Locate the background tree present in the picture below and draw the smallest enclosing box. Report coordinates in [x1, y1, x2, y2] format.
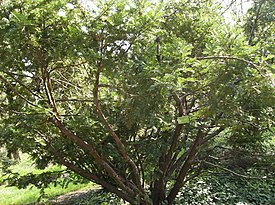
[244, 0, 274, 70]
[0, 0, 274, 204]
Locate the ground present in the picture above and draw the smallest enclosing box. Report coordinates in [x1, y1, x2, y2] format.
[49, 185, 101, 205]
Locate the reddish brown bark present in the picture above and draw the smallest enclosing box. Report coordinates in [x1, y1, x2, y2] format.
[40, 63, 137, 197]
[167, 130, 204, 204]
[49, 144, 138, 204]
[93, 64, 143, 193]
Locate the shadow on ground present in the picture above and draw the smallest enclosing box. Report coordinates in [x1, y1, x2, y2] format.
[49, 186, 102, 205]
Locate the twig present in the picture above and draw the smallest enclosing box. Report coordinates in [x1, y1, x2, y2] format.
[203, 161, 265, 179]
[196, 55, 263, 77]
[55, 98, 92, 102]
[3, 70, 41, 98]
[0, 74, 38, 107]
[219, 0, 238, 16]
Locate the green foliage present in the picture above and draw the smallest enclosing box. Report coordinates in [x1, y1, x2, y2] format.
[0, 0, 274, 204]
[74, 171, 275, 205]
[243, 0, 275, 73]
[175, 171, 275, 205]
[83, 189, 124, 205]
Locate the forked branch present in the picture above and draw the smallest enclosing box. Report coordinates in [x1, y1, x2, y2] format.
[93, 62, 143, 193]
[167, 130, 205, 204]
[40, 59, 135, 196]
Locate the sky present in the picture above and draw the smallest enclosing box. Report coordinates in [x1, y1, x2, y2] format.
[219, 0, 253, 24]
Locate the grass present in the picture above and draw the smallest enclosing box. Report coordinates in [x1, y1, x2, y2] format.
[0, 153, 93, 205]
[0, 183, 93, 205]
[7, 154, 64, 175]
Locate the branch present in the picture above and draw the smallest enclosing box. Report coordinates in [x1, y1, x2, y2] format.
[48, 144, 137, 205]
[0, 74, 38, 108]
[248, 0, 266, 45]
[165, 93, 187, 158]
[92, 63, 143, 193]
[51, 77, 82, 91]
[41, 67, 58, 115]
[39, 57, 135, 196]
[167, 130, 205, 205]
[20, 112, 132, 195]
[152, 92, 185, 198]
[187, 98, 196, 114]
[203, 161, 265, 179]
[202, 127, 225, 144]
[49, 60, 88, 73]
[0, 109, 42, 116]
[55, 98, 93, 102]
[3, 71, 33, 78]
[2, 71, 41, 98]
[172, 92, 185, 116]
[51, 118, 136, 196]
[167, 147, 190, 177]
[196, 56, 263, 76]
[22, 119, 138, 198]
[134, 146, 145, 188]
[164, 95, 198, 178]
[183, 164, 204, 183]
[164, 94, 185, 162]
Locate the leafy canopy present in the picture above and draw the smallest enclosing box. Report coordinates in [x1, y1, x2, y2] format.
[0, 0, 274, 204]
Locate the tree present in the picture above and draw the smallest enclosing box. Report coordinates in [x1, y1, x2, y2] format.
[244, 0, 274, 69]
[0, 0, 274, 204]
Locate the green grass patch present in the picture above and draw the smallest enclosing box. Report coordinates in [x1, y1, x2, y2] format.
[0, 152, 94, 205]
[0, 183, 93, 205]
[8, 153, 64, 175]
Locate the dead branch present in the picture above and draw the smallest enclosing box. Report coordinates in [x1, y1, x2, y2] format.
[203, 161, 265, 179]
